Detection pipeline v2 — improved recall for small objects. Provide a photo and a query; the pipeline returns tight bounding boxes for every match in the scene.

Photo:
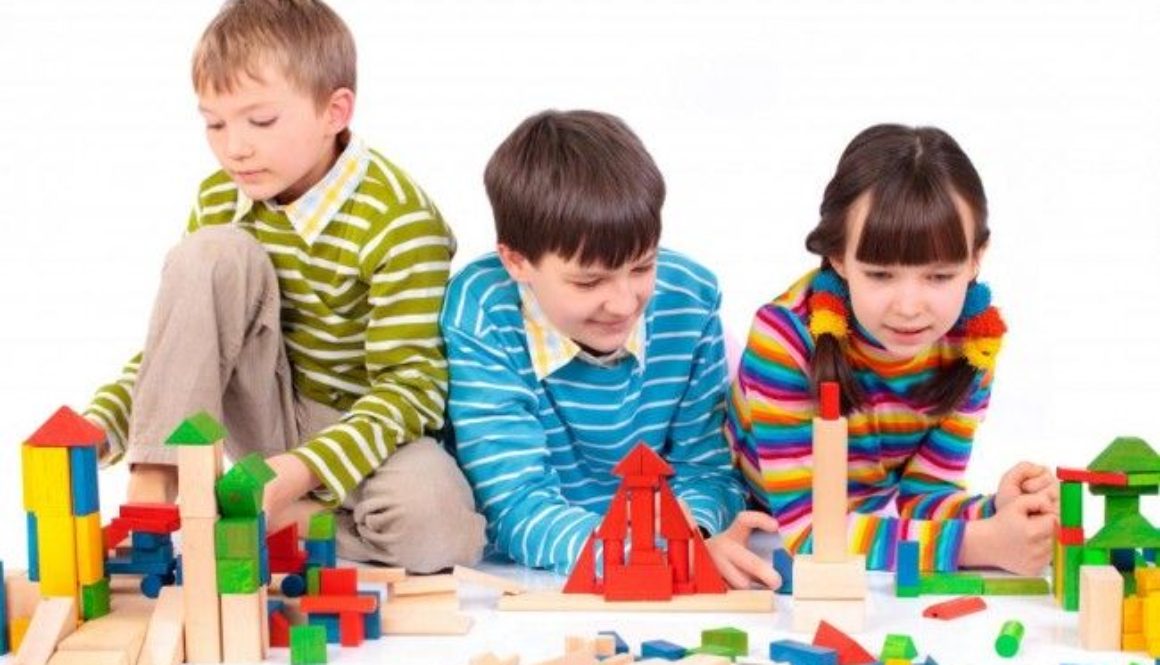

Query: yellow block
[1052,540,1063,603]
[1124,595,1142,633]
[1124,632,1146,651]
[1149,637,1160,658]
[1137,567,1160,595]
[21,444,38,511]
[1144,594,1160,640]
[10,615,31,651]
[25,446,72,515]
[37,513,78,597]
[74,512,104,585]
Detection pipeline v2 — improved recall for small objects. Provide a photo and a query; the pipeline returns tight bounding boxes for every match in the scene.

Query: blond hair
[192,0,356,106]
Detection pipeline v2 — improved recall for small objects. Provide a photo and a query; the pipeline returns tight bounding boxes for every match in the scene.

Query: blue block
[107,557,174,576]
[1144,548,1156,563]
[360,590,382,640]
[923,657,941,665]
[769,639,838,665]
[1112,548,1137,573]
[133,543,175,564]
[897,540,920,588]
[132,532,172,551]
[26,512,39,582]
[641,639,686,660]
[599,630,629,654]
[69,446,100,515]
[773,548,794,595]
[0,560,8,655]
[281,574,307,598]
[174,555,184,585]
[308,613,340,644]
[267,598,286,615]
[258,514,270,584]
[305,538,336,568]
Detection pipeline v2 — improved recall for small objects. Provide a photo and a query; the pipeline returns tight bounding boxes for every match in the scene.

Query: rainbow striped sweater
[725,271,997,572]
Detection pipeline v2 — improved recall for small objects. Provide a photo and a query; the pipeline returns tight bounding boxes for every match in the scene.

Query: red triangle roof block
[813,620,877,665]
[612,443,673,478]
[27,405,106,448]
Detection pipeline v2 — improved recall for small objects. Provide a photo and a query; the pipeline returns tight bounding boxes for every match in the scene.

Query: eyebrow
[197,102,277,115]
[569,252,659,278]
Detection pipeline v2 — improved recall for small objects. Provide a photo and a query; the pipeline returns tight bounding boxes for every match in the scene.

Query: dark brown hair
[805,124,990,416]
[484,109,664,267]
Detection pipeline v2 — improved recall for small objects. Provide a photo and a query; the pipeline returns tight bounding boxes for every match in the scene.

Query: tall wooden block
[177,445,223,519]
[811,383,848,563]
[36,514,77,597]
[792,555,867,600]
[1079,565,1124,650]
[180,516,221,663]
[74,512,105,586]
[68,446,100,516]
[14,596,76,665]
[220,592,263,663]
[27,447,72,515]
[139,586,184,665]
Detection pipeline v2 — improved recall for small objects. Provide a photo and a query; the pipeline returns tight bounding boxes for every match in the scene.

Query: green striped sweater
[86,148,454,504]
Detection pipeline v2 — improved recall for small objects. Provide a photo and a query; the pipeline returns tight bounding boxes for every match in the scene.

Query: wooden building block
[6,569,41,619]
[355,567,407,585]
[497,589,774,612]
[221,592,264,663]
[47,651,128,665]
[792,598,865,635]
[380,608,473,635]
[138,585,184,665]
[177,445,223,519]
[259,586,269,658]
[792,555,867,600]
[35,513,77,598]
[1144,594,1160,641]
[1124,595,1142,632]
[453,566,527,595]
[11,616,32,652]
[389,574,458,596]
[179,516,221,663]
[26,447,73,515]
[68,446,101,516]
[384,590,458,609]
[922,595,987,620]
[74,512,105,586]
[57,611,148,662]
[14,596,77,665]
[811,399,849,563]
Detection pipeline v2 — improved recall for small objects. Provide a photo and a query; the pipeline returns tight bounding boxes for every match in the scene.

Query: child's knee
[163,226,266,282]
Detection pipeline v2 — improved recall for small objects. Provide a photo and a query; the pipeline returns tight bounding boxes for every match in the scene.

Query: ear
[496,243,534,283]
[972,241,989,280]
[828,255,849,280]
[322,87,355,136]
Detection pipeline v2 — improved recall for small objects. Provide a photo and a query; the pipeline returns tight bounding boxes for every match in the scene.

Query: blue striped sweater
[440,249,746,574]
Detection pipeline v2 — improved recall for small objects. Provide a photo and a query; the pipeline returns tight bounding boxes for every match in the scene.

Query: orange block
[10,616,31,651]
[1125,595,1142,633]
[1137,567,1160,595]
[1124,632,1146,651]
[75,513,105,585]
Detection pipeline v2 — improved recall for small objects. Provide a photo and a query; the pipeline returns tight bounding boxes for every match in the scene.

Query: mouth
[233,169,265,181]
[884,324,931,340]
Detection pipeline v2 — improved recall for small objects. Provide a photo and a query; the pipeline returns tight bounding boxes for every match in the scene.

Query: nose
[225,128,253,160]
[603,277,637,317]
[892,279,923,318]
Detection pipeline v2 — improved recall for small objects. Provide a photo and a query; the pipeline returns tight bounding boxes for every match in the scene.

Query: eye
[205,122,224,131]
[573,279,601,290]
[864,269,892,281]
[631,263,655,274]
[250,117,277,128]
[929,272,957,283]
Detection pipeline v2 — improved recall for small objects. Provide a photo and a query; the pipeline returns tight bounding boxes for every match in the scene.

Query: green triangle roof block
[235,453,276,486]
[164,411,226,446]
[1086,513,1160,549]
[1087,437,1160,474]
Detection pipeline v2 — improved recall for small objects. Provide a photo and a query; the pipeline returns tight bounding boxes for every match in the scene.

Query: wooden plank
[220,592,263,663]
[810,413,849,562]
[389,574,458,596]
[14,597,77,665]
[380,608,473,635]
[1079,565,1123,651]
[384,590,459,609]
[453,566,527,595]
[497,590,773,612]
[179,516,221,663]
[355,567,407,585]
[139,586,184,665]
[47,651,128,665]
[57,611,148,664]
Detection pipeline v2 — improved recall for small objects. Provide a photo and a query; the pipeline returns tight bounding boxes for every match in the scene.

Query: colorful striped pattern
[725,271,996,571]
[86,141,453,504]
[441,250,746,575]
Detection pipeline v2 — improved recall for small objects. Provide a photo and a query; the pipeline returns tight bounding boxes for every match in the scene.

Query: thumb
[1013,491,1053,516]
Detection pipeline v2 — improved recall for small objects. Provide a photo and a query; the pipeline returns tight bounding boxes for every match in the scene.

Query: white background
[1,0,1158,572]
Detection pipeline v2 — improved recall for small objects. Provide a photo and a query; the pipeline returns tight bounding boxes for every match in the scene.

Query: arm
[287,205,453,504]
[442,305,600,575]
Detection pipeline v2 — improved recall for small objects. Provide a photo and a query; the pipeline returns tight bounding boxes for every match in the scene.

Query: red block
[299,595,376,614]
[604,563,673,601]
[110,515,180,534]
[562,534,600,594]
[267,523,302,559]
[813,620,877,665]
[1055,467,1127,486]
[339,611,364,647]
[26,406,106,447]
[319,568,357,596]
[923,595,987,620]
[1057,525,1084,546]
[270,555,308,575]
[103,521,132,552]
[120,503,181,521]
[269,610,291,648]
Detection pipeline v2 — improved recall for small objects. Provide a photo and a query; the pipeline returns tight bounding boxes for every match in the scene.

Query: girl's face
[830,192,984,360]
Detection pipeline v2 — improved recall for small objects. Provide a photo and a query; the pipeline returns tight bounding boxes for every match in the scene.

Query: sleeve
[289,206,453,504]
[724,304,988,572]
[442,317,602,575]
[664,290,747,535]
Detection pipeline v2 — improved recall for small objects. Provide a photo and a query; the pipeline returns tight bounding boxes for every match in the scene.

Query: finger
[1020,472,1055,494]
[1015,491,1053,516]
[715,556,751,590]
[728,546,782,590]
[728,511,780,538]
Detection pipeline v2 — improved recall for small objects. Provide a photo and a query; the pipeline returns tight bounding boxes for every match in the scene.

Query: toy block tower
[215,453,274,662]
[21,406,108,619]
[165,411,226,663]
[562,443,728,600]
[792,382,866,634]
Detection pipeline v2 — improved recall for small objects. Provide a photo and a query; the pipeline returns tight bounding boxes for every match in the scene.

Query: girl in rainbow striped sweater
[726,124,1058,575]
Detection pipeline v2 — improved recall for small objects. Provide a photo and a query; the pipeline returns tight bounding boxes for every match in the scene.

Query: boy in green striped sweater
[83,0,484,573]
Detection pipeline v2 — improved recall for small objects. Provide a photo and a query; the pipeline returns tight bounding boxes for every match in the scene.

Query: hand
[262,453,321,528]
[995,461,1059,515]
[962,493,1055,575]
[703,511,783,590]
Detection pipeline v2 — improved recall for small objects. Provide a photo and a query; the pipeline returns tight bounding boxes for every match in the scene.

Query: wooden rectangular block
[259,586,269,658]
[74,512,105,586]
[1144,593,1160,641]
[6,569,41,620]
[356,567,407,586]
[810,417,849,562]
[25,447,73,515]
[179,516,221,663]
[221,592,263,663]
[384,590,458,609]
[14,596,77,665]
[1124,595,1142,633]
[791,554,866,600]
[791,597,865,634]
[453,566,527,595]
[35,513,78,597]
[177,444,223,518]
[57,611,148,661]
[1079,565,1124,650]
[380,608,474,635]
[389,574,458,596]
[497,590,774,612]
[139,585,184,665]
[47,651,128,665]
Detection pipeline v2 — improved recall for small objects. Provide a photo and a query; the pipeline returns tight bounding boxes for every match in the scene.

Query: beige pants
[125,226,485,573]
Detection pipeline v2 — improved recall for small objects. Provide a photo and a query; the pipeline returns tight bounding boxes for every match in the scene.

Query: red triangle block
[813,620,876,665]
[612,443,673,479]
[27,406,105,447]
[563,533,600,594]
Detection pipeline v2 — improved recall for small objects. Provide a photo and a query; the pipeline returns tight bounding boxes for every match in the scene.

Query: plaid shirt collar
[519,283,646,380]
[232,131,369,244]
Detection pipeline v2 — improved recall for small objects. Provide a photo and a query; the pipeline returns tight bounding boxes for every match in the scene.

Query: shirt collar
[519,283,646,380]
[231,131,369,244]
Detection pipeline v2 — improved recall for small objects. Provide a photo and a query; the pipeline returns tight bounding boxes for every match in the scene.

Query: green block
[1062,545,1083,611]
[919,572,984,595]
[1090,484,1157,496]
[1087,436,1160,474]
[164,411,227,446]
[236,453,276,485]
[215,471,263,519]
[994,620,1024,658]
[1081,548,1111,565]
[81,578,111,620]
[215,517,260,559]
[1087,514,1160,549]
[1124,569,1136,596]
[1106,494,1141,525]
[308,511,337,540]
[702,626,747,655]
[1061,482,1083,528]
[982,577,1050,596]
[1126,472,1160,487]
[217,558,260,594]
[290,624,328,665]
[688,644,737,661]
[895,584,920,598]
[880,634,918,660]
[306,566,321,595]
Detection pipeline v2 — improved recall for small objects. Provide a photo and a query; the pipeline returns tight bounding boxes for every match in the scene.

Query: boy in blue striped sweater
[441,110,781,588]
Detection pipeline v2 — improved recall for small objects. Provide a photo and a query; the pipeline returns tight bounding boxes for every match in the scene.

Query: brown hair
[805,124,990,416]
[484,109,664,267]
[192,0,356,107]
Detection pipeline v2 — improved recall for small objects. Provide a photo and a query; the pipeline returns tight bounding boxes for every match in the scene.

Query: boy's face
[197,62,353,204]
[499,246,658,354]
